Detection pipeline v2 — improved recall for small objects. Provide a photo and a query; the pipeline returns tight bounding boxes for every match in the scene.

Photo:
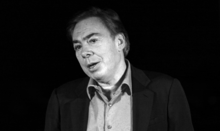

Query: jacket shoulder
[54,77,89,99]
[144,70,174,81]
[143,70,176,91]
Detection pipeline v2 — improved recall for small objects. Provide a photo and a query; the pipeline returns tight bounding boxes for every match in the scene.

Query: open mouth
[87,62,99,70]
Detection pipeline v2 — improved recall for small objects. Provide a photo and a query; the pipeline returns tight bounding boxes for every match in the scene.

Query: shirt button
[108,103,112,107]
[107,125,112,129]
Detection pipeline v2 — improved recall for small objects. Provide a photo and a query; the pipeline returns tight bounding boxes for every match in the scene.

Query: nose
[81,50,94,58]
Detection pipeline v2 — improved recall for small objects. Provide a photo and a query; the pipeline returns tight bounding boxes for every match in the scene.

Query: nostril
[82,52,90,58]
[82,51,94,58]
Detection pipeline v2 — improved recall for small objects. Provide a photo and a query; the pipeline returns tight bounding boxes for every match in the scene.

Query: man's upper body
[45,64,194,131]
[45,7,194,131]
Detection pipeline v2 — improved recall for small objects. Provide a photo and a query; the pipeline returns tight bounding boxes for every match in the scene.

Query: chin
[91,71,103,79]
[83,66,107,80]
[90,69,106,81]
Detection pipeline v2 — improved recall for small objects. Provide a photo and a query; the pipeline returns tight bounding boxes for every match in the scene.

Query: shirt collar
[87,60,132,100]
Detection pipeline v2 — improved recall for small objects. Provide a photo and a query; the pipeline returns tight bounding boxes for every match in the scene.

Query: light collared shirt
[86,60,133,131]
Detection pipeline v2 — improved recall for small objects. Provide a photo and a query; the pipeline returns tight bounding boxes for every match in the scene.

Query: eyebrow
[72,33,101,45]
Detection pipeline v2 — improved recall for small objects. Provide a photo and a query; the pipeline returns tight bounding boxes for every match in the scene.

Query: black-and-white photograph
[2,1,218,131]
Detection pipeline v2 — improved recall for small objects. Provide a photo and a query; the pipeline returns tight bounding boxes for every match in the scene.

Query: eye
[88,39,97,44]
[73,44,82,51]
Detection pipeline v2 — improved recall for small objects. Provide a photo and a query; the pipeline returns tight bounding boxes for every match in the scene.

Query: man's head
[68,7,129,84]
[68,7,130,57]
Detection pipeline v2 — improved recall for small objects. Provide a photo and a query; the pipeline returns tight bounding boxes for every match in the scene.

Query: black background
[2,0,219,131]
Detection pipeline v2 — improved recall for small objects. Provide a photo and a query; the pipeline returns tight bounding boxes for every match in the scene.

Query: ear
[115,33,126,52]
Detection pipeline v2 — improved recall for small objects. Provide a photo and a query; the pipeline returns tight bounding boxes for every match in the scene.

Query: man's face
[72,17,123,82]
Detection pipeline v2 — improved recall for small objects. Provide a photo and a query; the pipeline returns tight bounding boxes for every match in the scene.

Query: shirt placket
[97,93,111,131]
[104,102,113,131]
[98,89,123,131]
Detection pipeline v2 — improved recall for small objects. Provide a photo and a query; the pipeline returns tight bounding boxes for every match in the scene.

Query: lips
[87,62,100,70]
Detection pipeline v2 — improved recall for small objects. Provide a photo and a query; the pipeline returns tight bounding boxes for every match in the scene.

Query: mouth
[87,62,100,71]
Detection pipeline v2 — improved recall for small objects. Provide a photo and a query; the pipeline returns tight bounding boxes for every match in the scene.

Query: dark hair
[67,7,130,57]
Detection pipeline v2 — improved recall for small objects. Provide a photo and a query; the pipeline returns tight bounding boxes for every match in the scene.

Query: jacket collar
[131,64,151,92]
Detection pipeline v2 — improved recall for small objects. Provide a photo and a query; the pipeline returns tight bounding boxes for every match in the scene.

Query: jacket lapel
[74,77,90,131]
[131,65,154,131]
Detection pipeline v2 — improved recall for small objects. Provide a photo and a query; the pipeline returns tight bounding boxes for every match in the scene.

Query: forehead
[72,17,110,40]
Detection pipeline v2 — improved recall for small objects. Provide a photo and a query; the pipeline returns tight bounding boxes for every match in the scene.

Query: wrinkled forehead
[72,17,110,40]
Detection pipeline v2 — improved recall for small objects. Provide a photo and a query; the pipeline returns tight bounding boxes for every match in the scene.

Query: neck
[98,59,127,90]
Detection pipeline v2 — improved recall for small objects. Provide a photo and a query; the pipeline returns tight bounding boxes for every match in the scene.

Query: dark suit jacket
[45,65,194,131]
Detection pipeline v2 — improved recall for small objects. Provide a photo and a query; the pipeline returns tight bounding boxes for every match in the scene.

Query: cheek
[103,46,117,58]
[107,49,118,61]
[76,56,88,72]
[76,54,83,65]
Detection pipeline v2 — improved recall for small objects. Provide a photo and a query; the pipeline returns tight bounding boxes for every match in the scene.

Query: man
[45,7,194,131]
